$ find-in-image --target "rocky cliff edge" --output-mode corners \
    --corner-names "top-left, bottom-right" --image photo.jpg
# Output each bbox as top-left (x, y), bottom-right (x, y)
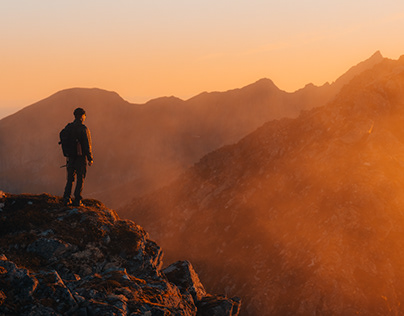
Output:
top-left (0, 192), bottom-right (240, 316)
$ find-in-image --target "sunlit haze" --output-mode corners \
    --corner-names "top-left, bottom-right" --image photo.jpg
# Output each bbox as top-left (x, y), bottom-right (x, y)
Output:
top-left (1, 0), bottom-right (404, 118)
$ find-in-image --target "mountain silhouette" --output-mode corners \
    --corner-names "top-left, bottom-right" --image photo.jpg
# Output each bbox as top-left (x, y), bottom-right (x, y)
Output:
top-left (121, 54), bottom-right (404, 315)
top-left (0, 192), bottom-right (240, 315)
top-left (0, 52), bottom-right (383, 209)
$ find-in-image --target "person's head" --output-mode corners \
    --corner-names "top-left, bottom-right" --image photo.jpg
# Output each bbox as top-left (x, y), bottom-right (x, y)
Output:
top-left (74, 108), bottom-right (86, 122)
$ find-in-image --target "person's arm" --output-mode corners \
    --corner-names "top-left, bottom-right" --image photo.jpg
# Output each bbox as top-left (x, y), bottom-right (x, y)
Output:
top-left (80, 126), bottom-right (93, 165)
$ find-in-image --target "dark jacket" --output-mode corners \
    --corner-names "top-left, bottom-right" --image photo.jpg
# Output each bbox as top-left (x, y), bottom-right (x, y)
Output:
top-left (72, 119), bottom-right (93, 163)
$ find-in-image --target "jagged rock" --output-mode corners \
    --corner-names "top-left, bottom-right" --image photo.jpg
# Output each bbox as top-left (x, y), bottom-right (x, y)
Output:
top-left (197, 295), bottom-right (242, 316)
top-left (33, 270), bottom-right (78, 313)
top-left (0, 258), bottom-right (38, 301)
top-left (0, 193), bottom-right (240, 315)
top-left (163, 260), bottom-right (207, 302)
top-left (27, 237), bottom-right (73, 261)
top-left (163, 261), bottom-right (241, 316)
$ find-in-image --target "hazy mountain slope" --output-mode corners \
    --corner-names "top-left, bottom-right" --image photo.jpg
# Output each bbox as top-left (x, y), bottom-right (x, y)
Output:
top-left (0, 52), bottom-right (383, 208)
top-left (121, 55), bottom-right (404, 315)
top-left (0, 193), bottom-right (240, 315)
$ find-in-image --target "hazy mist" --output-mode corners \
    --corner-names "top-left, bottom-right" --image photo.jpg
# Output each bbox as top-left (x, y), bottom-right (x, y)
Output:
top-left (122, 55), bottom-right (404, 315)
top-left (0, 52), bottom-right (383, 210)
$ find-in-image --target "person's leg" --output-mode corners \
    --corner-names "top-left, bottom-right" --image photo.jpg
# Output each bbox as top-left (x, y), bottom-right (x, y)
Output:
top-left (73, 158), bottom-right (87, 206)
top-left (63, 161), bottom-right (76, 205)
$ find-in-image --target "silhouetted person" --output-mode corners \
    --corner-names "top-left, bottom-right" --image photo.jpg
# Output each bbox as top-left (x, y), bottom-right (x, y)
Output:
top-left (62, 108), bottom-right (93, 206)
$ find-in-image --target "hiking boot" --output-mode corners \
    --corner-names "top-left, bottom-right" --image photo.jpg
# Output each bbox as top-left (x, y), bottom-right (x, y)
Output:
top-left (63, 198), bottom-right (72, 206)
top-left (72, 200), bottom-right (83, 207)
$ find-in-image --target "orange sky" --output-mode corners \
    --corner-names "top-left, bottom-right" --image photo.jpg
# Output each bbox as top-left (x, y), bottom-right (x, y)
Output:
top-left (1, 1), bottom-right (404, 118)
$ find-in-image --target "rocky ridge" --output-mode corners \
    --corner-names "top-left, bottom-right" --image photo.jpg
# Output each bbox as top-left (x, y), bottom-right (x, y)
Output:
top-left (0, 192), bottom-right (240, 316)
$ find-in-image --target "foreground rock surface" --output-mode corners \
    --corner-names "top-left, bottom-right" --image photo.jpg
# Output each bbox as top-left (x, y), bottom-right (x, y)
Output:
top-left (0, 193), bottom-right (240, 316)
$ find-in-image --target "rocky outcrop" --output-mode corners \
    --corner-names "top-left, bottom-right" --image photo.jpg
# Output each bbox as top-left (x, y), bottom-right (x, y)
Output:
top-left (0, 193), bottom-right (240, 316)
top-left (163, 261), bottom-right (241, 316)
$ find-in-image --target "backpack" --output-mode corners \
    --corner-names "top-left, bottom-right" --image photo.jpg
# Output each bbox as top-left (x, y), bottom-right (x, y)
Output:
top-left (59, 123), bottom-right (78, 157)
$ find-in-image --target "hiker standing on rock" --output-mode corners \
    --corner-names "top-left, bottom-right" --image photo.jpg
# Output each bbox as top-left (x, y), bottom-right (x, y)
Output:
top-left (61, 108), bottom-right (93, 206)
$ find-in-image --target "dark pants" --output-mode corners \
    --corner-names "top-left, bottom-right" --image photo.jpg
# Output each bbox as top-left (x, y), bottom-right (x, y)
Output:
top-left (63, 156), bottom-right (87, 203)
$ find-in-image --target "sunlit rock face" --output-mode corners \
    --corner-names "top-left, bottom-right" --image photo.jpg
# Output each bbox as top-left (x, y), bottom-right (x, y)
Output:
top-left (123, 56), bottom-right (404, 315)
top-left (0, 193), bottom-right (240, 316)
top-left (0, 52), bottom-right (382, 209)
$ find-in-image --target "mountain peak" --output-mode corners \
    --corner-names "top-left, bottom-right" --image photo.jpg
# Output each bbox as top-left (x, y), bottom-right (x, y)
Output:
top-left (145, 95), bottom-right (184, 106)
top-left (332, 51), bottom-right (385, 89)
top-left (370, 50), bottom-right (383, 60)
top-left (249, 78), bottom-right (279, 90)
top-left (0, 193), bottom-right (241, 316)
top-left (49, 87), bottom-right (128, 104)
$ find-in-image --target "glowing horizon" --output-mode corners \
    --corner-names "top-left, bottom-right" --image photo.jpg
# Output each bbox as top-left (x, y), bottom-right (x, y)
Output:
top-left (1, 0), bottom-right (404, 118)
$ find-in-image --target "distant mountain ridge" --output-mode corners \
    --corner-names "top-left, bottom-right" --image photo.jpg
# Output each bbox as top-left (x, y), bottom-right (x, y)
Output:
top-left (121, 54), bottom-right (404, 315)
top-left (0, 52), bottom-right (384, 208)
top-left (331, 50), bottom-right (384, 90)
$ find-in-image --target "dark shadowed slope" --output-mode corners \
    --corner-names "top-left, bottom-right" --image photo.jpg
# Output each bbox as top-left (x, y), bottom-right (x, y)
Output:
top-left (0, 52), bottom-right (383, 209)
top-left (121, 55), bottom-right (404, 315)
top-left (0, 192), bottom-right (240, 315)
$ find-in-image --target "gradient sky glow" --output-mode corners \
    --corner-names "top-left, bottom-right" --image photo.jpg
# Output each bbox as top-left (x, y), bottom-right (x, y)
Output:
top-left (1, 0), bottom-right (404, 118)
